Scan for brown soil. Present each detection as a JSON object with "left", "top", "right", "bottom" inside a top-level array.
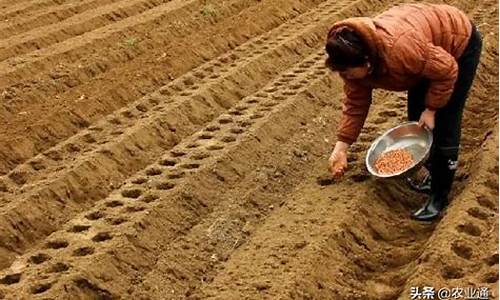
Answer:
[{"left": 0, "top": 0, "right": 497, "bottom": 299}]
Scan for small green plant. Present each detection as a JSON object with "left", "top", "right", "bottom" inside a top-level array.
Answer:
[
  {"left": 201, "top": 4, "right": 216, "bottom": 17},
  {"left": 124, "top": 37, "right": 138, "bottom": 47}
]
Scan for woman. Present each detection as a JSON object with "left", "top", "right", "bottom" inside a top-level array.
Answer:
[{"left": 325, "top": 3, "right": 482, "bottom": 221}]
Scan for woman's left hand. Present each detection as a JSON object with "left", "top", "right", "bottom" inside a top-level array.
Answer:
[{"left": 418, "top": 108, "right": 436, "bottom": 130}]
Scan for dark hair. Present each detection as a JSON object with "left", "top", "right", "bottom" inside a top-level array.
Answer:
[{"left": 325, "top": 29, "right": 369, "bottom": 71}]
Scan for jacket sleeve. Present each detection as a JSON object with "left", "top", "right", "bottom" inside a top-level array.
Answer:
[
  {"left": 390, "top": 31, "right": 459, "bottom": 110},
  {"left": 337, "top": 80, "right": 373, "bottom": 145}
]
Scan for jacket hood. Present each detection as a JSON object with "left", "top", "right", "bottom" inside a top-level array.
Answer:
[{"left": 327, "top": 17, "right": 383, "bottom": 62}]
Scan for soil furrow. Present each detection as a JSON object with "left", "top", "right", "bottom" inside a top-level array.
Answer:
[
  {"left": 0, "top": 0, "right": 273, "bottom": 190},
  {"left": 397, "top": 129, "right": 499, "bottom": 300},
  {"left": 0, "top": 0, "right": 307, "bottom": 174},
  {"left": 191, "top": 86, "right": 416, "bottom": 300},
  {"left": 0, "top": 0, "right": 36, "bottom": 17},
  {"left": 0, "top": 1, "right": 73, "bottom": 20},
  {"left": 0, "top": 0, "right": 374, "bottom": 270},
  {"left": 0, "top": 0, "right": 125, "bottom": 39},
  {"left": 0, "top": 0, "right": 366, "bottom": 203},
  {"left": 0, "top": 0, "right": 174, "bottom": 61},
  {"left": 0, "top": 0, "right": 252, "bottom": 82},
  {"left": 129, "top": 54, "right": 346, "bottom": 300},
  {"left": 194, "top": 3, "right": 499, "bottom": 299},
  {"left": 196, "top": 84, "right": 494, "bottom": 300},
  {"left": 0, "top": 47, "right": 338, "bottom": 300}
]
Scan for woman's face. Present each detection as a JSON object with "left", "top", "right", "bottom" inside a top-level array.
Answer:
[{"left": 339, "top": 64, "right": 370, "bottom": 79}]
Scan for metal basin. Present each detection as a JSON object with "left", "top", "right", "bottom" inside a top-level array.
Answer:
[{"left": 366, "top": 122, "right": 433, "bottom": 178}]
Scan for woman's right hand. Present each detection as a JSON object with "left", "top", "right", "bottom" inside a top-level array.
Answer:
[{"left": 328, "top": 142, "right": 349, "bottom": 180}]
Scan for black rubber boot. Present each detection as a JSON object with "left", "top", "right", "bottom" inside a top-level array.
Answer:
[
  {"left": 411, "top": 149, "right": 457, "bottom": 222},
  {"left": 407, "top": 174, "right": 432, "bottom": 194},
  {"left": 411, "top": 193, "right": 448, "bottom": 221}
]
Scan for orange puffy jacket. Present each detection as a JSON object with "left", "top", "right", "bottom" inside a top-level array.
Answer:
[{"left": 327, "top": 3, "right": 472, "bottom": 145}]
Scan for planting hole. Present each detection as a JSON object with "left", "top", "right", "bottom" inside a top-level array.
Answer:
[
  {"left": 30, "top": 160, "right": 46, "bottom": 171},
  {"left": 230, "top": 128, "right": 244, "bottom": 134},
  {"left": 168, "top": 172, "right": 185, "bottom": 179},
  {"left": 229, "top": 110, "right": 243, "bottom": 116},
  {"left": 146, "top": 168, "right": 162, "bottom": 176},
  {"left": 482, "top": 271, "right": 499, "bottom": 283},
  {"left": 263, "top": 101, "right": 278, "bottom": 107},
  {"left": 157, "top": 182, "right": 175, "bottom": 190},
  {"left": 125, "top": 206, "right": 146, "bottom": 213},
  {"left": 30, "top": 282, "right": 52, "bottom": 294},
  {"left": 73, "top": 247, "right": 94, "bottom": 257},
  {"left": 192, "top": 153, "right": 209, "bottom": 160},
  {"left": 206, "top": 125, "right": 220, "bottom": 132},
  {"left": 485, "top": 253, "right": 499, "bottom": 266},
  {"left": 122, "top": 189, "right": 142, "bottom": 199},
  {"left": 131, "top": 177, "right": 148, "bottom": 184},
  {"left": 68, "top": 225, "right": 91, "bottom": 233},
  {"left": 467, "top": 207, "right": 489, "bottom": 220},
  {"left": 121, "top": 110, "right": 134, "bottom": 118},
  {"left": 207, "top": 144, "right": 224, "bottom": 151},
  {"left": 0, "top": 274, "right": 21, "bottom": 285},
  {"left": 48, "top": 262, "right": 70, "bottom": 273},
  {"left": 105, "top": 200, "right": 123, "bottom": 208},
  {"left": 181, "top": 163, "right": 200, "bottom": 170},
  {"left": 316, "top": 176, "right": 334, "bottom": 186},
  {"left": 238, "top": 120, "right": 253, "bottom": 127},
  {"left": 141, "top": 194, "right": 159, "bottom": 203},
  {"left": 441, "top": 265, "right": 464, "bottom": 279},
  {"left": 218, "top": 117, "right": 233, "bottom": 124},
  {"left": 159, "top": 159, "right": 177, "bottom": 167},
  {"left": 221, "top": 136, "right": 236, "bottom": 143},
  {"left": 92, "top": 232, "right": 112, "bottom": 243},
  {"left": 171, "top": 150, "right": 186, "bottom": 157},
  {"left": 250, "top": 113, "right": 264, "bottom": 120},
  {"left": 108, "top": 118, "right": 121, "bottom": 125},
  {"left": 136, "top": 104, "right": 148, "bottom": 112},
  {"left": 456, "top": 222, "right": 482, "bottom": 237},
  {"left": 451, "top": 241, "right": 473, "bottom": 260},
  {"left": 477, "top": 195, "right": 496, "bottom": 211},
  {"left": 109, "top": 217, "right": 127, "bottom": 226},
  {"left": 29, "top": 253, "right": 51, "bottom": 265},
  {"left": 86, "top": 211, "right": 105, "bottom": 220},
  {"left": 46, "top": 240, "right": 69, "bottom": 250},
  {"left": 246, "top": 98, "right": 259, "bottom": 104}
]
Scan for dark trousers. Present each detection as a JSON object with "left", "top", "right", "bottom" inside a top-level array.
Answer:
[{"left": 407, "top": 23, "right": 482, "bottom": 197}]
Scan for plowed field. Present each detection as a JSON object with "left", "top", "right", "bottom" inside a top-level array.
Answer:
[{"left": 0, "top": 0, "right": 497, "bottom": 299}]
